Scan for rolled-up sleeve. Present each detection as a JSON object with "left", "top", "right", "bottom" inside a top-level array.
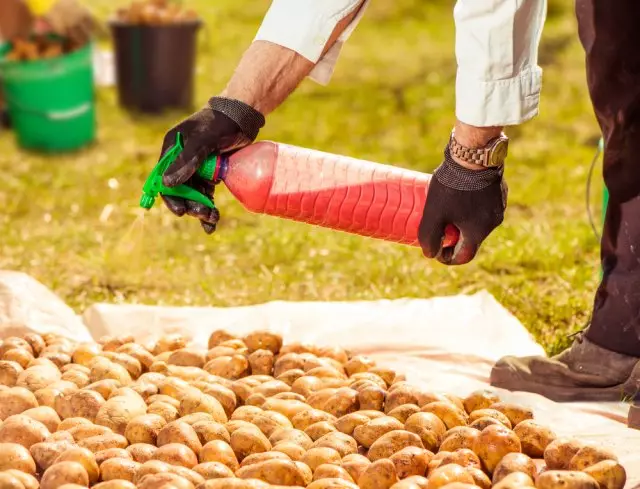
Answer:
[
  {"left": 254, "top": 0, "right": 369, "bottom": 85},
  {"left": 454, "top": 0, "right": 547, "bottom": 127}
]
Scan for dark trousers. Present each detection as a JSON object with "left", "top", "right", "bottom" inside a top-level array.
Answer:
[{"left": 577, "top": 0, "right": 640, "bottom": 356}]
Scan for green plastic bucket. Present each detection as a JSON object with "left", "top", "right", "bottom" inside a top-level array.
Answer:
[{"left": 0, "top": 42, "right": 96, "bottom": 152}]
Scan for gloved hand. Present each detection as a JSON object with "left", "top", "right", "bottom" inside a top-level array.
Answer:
[
  {"left": 418, "top": 147, "right": 507, "bottom": 265},
  {"left": 160, "top": 96, "right": 266, "bottom": 234},
  {"left": 32, "top": 0, "right": 102, "bottom": 45}
]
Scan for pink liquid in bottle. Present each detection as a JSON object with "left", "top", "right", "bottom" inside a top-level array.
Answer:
[{"left": 214, "top": 142, "right": 459, "bottom": 248}]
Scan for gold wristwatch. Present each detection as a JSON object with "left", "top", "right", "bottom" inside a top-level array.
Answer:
[{"left": 448, "top": 130, "right": 509, "bottom": 168}]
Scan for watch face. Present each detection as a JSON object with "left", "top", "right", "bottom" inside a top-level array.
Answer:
[{"left": 490, "top": 139, "right": 509, "bottom": 166}]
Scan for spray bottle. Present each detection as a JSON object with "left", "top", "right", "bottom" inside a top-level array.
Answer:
[{"left": 141, "top": 133, "right": 459, "bottom": 249}]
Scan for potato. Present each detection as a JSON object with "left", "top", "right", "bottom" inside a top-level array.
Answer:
[
  {"left": 147, "top": 401, "right": 179, "bottom": 422},
  {"left": 40, "top": 461, "right": 89, "bottom": 489},
  {"left": 537, "top": 471, "right": 599, "bottom": 489},
  {"left": 134, "top": 460, "right": 173, "bottom": 482},
  {"left": 157, "top": 421, "right": 202, "bottom": 455},
  {"left": 124, "top": 414, "right": 166, "bottom": 445},
  {"left": 61, "top": 390, "right": 106, "bottom": 423},
  {"left": 468, "top": 409, "right": 512, "bottom": 429},
  {"left": 154, "top": 442, "right": 198, "bottom": 468},
  {"left": 406, "top": 411, "right": 447, "bottom": 438},
  {"left": 96, "top": 448, "right": 133, "bottom": 465},
  {"left": 95, "top": 394, "right": 147, "bottom": 435},
  {"left": 204, "top": 355, "right": 250, "bottom": 380},
  {"left": 146, "top": 395, "right": 179, "bottom": 408},
  {"left": 307, "top": 422, "right": 338, "bottom": 440},
  {"left": 21, "top": 406, "right": 60, "bottom": 432},
  {"left": 192, "top": 461, "right": 235, "bottom": 479},
  {"left": 208, "top": 330, "right": 237, "bottom": 349},
  {"left": 200, "top": 440, "right": 240, "bottom": 471},
  {"left": 30, "top": 439, "right": 75, "bottom": 470},
  {"left": 167, "top": 348, "right": 206, "bottom": 368},
  {"left": 543, "top": 438, "right": 585, "bottom": 470},
  {"left": 387, "top": 405, "right": 421, "bottom": 424},
  {"left": 463, "top": 390, "right": 501, "bottom": 414},
  {"left": 389, "top": 475, "right": 429, "bottom": 489},
  {"left": 61, "top": 369, "right": 91, "bottom": 388},
  {"left": 313, "top": 463, "right": 355, "bottom": 482},
  {"left": 93, "top": 481, "right": 137, "bottom": 489},
  {"left": 153, "top": 335, "right": 188, "bottom": 355},
  {"left": 439, "top": 427, "right": 480, "bottom": 452},
  {"left": 492, "top": 472, "right": 534, "bottom": 489},
  {"left": 230, "top": 427, "right": 272, "bottom": 462},
  {"left": 358, "top": 385, "right": 386, "bottom": 411},
  {"left": 58, "top": 417, "right": 92, "bottom": 431},
  {"left": 179, "top": 391, "right": 227, "bottom": 424},
  {"left": 291, "top": 409, "right": 335, "bottom": 432},
  {"left": 341, "top": 454, "right": 370, "bottom": 483},
  {"left": 248, "top": 350, "right": 275, "bottom": 376},
  {"left": 236, "top": 459, "right": 306, "bottom": 485},
  {"left": 389, "top": 446, "right": 432, "bottom": 478},
  {"left": 358, "top": 458, "right": 399, "bottom": 489},
  {"left": 190, "top": 420, "right": 230, "bottom": 446},
  {"left": 469, "top": 417, "right": 503, "bottom": 431},
  {"left": 333, "top": 413, "right": 369, "bottom": 436},
  {"left": 421, "top": 402, "right": 468, "bottom": 430},
  {"left": 567, "top": 444, "right": 618, "bottom": 470},
  {"left": 243, "top": 331, "right": 282, "bottom": 354},
  {"left": 261, "top": 398, "right": 313, "bottom": 421},
  {"left": 0, "top": 442, "right": 37, "bottom": 474},
  {"left": 68, "top": 424, "right": 112, "bottom": 441},
  {"left": 513, "top": 420, "right": 556, "bottom": 458},
  {"left": 47, "top": 431, "right": 75, "bottom": 443},
  {"left": 489, "top": 403, "right": 534, "bottom": 427},
  {"left": 127, "top": 443, "right": 157, "bottom": 463},
  {"left": 582, "top": 460, "right": 626, "bottom": 489},
  {"left": 0, "top": 361, "right": 23, "bottom": 386},
  {"left": 472, "top": 424, "right": 521, "bottom": 474},
  {"left": 312, "top": 432, "right": 357, "bottom": 458},
  {"left": 317, "top": 388, "right": 359, "bottom": 418},
  {"left": 466, "top": 468, "right": 492, "bottom": 489},
  {"left": 170, "top": 465, "right": 206, "bottom": 487},
  {"left": 137, "top": 472, "right": 194, "bottom": 489},
  {"left": 272, "top": 442, "right": 306, "bottom": 461},
  {"left": 0, "top": 414, "right": 50, "bottom": 448},
  {"left": 198, "top": 479, "right": 269, "bottom": 489},
  {"left": 0, "top": 387, "right": 38, "bottom": 420},
  {"left": 437, "top": 449, "right": 481, "bottom": 469},
  {"left": 89, "top": 358, "right": 131, "bottom": 385},
  {"left": 3, "top": 470, "right": 38, "bottom": 489},
  {"left": 17, "top": 364, "right": 62, "bottom": 393},
  {"left": 240, "top": 451, "right": 291, "bottom": 467},
  {"left": 368, "top": 430, "right": 424, "bottom": 461},
  {"left": 269, "top": 428, "right": 313, "bottom": 450},
  {"left": 354, "top": 416, "right": 404, "bottom": 448},
  {"left": 425, "top": 463, "right": 474, "bottom": 489},
  {"left": 0, "top": 472, "right": 27, "bottom": 489},
  {"left": 116, "top": 344, "right": 155, "bottom": 371},
  {"left": 492, "top": 453, "right": 537, "bottom": 484},
  {"left": 78, "top": 433, "right": 128, "bottom": 453},
  {"left": 100, "top": 457, "right": 141, "bottom": 482},
  {"left": 307, "top": 479, "right": 359, "bottom": 489},
  {"left": 54, "top": 447, "right": 100, "bottom": 484},
  {"left": 302, "top": 447, "right": 341, "bottom": 471}
]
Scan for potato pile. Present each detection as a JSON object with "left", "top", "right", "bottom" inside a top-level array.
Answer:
[
  {"left": 114, "top": 0, "right": 199, "bottom": 25},
  {"left": 4, "top": 36, "right": 81, "bottom": 62},
  {"left": 0, "top": 330, "right": 628, "bottom": 489}
]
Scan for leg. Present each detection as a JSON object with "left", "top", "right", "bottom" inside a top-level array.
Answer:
[
  {"left": 490, "top": 0, "right": 640, "bottom": 401},
  {"left": 578, "top": 0, "right": 640, "bottom": 356}
]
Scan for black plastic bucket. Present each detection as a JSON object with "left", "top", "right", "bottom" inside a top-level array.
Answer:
[{"left": 110, "top": 20, "right": 201, "bottom": 113}]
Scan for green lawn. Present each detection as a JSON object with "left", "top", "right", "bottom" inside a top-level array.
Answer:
[{"left": 0, "top": 0, "right": 603, "bottom": 355}]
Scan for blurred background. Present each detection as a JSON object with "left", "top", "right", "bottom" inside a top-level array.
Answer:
[{"left": 0, "top": 0, "right": 602, "bottom": 356}]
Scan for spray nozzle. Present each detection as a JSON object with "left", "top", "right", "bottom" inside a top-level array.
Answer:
[{"left": 140, "top": 132, "right": 219, "bottom": 210}]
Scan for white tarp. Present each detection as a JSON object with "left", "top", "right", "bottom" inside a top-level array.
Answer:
[{"left": 2, "top": 271, "right": 639, "bottom": 486}]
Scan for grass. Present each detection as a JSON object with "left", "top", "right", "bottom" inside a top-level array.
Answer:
[{"left": 0, "top": 0, "right": 603, "bottom": 355}]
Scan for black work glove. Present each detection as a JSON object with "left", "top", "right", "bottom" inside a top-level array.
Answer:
[
  {"left": 160, "top": 96, "right": 265, "bottom": 234},
  {"left": 418, "top": 147, "right": 508, "bottom": 265}
]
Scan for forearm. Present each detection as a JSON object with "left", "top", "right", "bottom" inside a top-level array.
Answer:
[
  {"left": 453, "top": 0, "right": 547, "bottom": 143},
  {"left": 220, "top": 0, "right": 365, "bottom": 115}
]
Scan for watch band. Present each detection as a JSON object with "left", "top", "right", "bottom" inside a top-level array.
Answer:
[{"left": 448, "top": 131, "right": 508, "bottom": 168}]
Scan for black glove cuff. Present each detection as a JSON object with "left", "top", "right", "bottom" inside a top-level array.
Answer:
[
  {"left": 209, "top": 96, "right": 266, "bottom": 142},
  {"left": 434, "top": 147, "right": 503, "bottom": 191}
]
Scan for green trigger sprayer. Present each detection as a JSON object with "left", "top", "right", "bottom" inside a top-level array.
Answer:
[{"left": 139, "top": 133, "right": 218, "bottom": 210}]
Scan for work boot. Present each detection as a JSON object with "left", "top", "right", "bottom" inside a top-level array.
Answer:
[{"left": 490, "top": 332, "right": 640, "bottom": 402}]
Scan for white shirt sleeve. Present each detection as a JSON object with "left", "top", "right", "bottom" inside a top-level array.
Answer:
[
  {"left": 454, "top": 0, "right": 547, "bottom": 127},
  {"left": 254, "top": 0, "right": 369, "bottom": 85}
]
